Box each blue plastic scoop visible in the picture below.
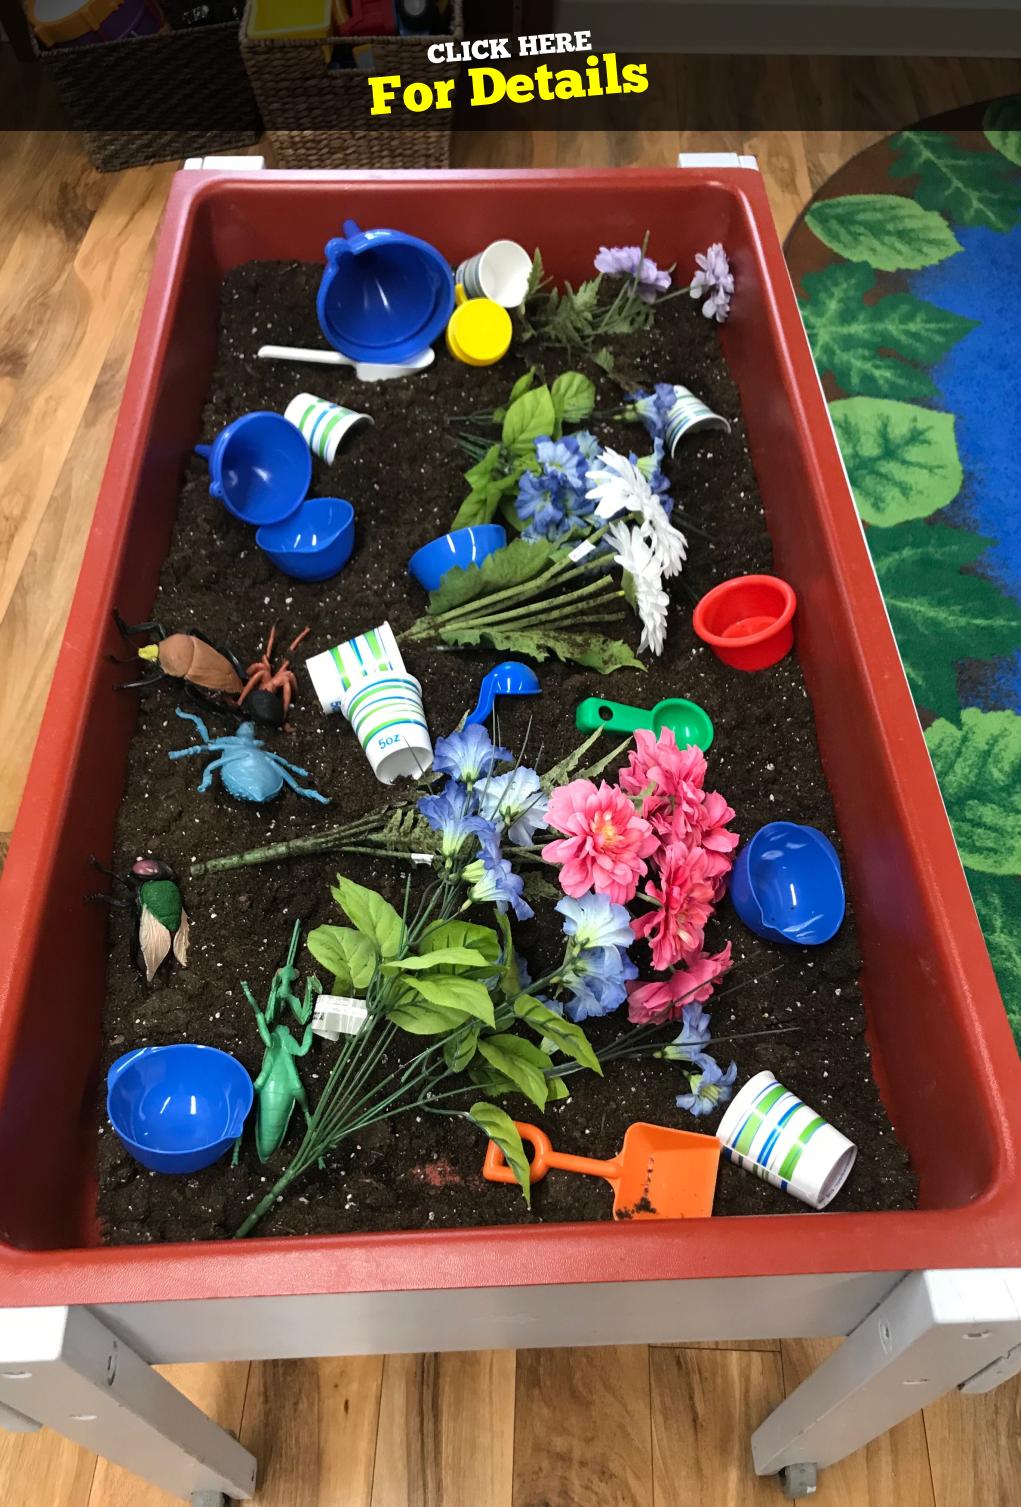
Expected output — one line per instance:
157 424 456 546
465 661 541 727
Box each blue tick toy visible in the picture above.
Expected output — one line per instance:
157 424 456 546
169 708 329 805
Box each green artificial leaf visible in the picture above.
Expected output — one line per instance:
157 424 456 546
331 875 404 958
420 920 500 965
545 1075 571 1102
388 1001 470 1035
867 523 1021 720
522 871 563 905
539 728 603 790
406 973 496 1027
829 398 962 526
799 263 977 400
890 130 1021 233
571 276 603 315
469 1102 532 1206
477 1034 552 1109
984 97 1021 167
513 994 603 1074
429 536 554 615
493 911 525 1002
465 444 503 490
593 346 614 373
507 370 537 406
305 925 377 992
443 1026 480 1072
578 735 634 784
452 488 500 530
469 1062 523 1099
525 247 547 300
502 387 557 455
383 947 493 973
966 871 1021 1045
551 371 597 424
805 195 963 270
925 708 1021 875
441 622 644 675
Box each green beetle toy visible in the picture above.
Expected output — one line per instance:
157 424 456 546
241 918 322 1163
88 857 190 984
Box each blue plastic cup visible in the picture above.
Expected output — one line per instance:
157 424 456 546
107 1045 254 1175
256 496 356 583
316 220 455 366
409 525 507 593
196 412 312 526
730 821 846 946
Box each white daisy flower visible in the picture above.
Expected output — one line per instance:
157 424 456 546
608 521 670 657
588 449 688 580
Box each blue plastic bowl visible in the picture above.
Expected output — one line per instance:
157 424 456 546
196 411 312 526
107 1045 254 1175
256 496 356 583
409 524 507 593
317 220 455 366
730 821 846 946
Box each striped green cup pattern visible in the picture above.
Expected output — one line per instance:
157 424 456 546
664 384 731 457
716 1071 856 1209
284 392 371 465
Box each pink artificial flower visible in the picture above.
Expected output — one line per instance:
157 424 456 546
631 839 716 971
619 728 707 801
696 789 740 897
626 942 734 1025
544 779 658 905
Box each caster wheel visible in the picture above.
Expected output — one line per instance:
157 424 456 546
780 1463 818 1499
190 1494 231 1507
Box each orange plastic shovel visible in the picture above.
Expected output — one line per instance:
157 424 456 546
483 1120 721 1220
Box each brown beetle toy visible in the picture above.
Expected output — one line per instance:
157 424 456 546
237 624 311 731
112 611 245 714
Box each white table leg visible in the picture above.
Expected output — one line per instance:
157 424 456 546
752 1269 1021 1494
0 1307 257 1503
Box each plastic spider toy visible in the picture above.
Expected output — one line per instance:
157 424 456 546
168 708 329 804
237 624 311 730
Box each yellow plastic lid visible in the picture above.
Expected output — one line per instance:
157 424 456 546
446 294 512 368
29 0 125 46
249 0 333 39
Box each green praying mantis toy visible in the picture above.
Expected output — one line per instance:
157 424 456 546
240 917 322 1163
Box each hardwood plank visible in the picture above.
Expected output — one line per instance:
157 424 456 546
372 1350 515 1507
781 1340 935 1507
0 1427 95 1507
316 1357 385 1507
925 1373 1021 1507
239 1360 320 1507
0 161 174 628
512 1346 652 1507
87 1362 249 1507
651 1346 784 1507
665 1340 781 1352
0 231 158 832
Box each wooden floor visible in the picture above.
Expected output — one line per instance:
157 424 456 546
3 48 1021 1507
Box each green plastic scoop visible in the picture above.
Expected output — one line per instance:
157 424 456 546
575 696 715 751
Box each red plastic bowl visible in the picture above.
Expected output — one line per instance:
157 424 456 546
693 574 797 671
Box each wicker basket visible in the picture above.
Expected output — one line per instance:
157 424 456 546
34 22 262 173
240 0 463 169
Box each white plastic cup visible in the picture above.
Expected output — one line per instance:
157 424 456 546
716 1070 857 1210
285 392 373 464
455 240 532 309
664 384 731 456
305 623 433 785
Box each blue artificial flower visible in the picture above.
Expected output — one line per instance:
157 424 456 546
417 782 496 858
657 1002 713 1063
536 437 587 491
517 471 570 543
676 1053 737 1118
572 430 602 463
629 384 682 445
464 825 534 922
478 767 549 847
432 725 509 789
557 892 634 952
562 944 637 1023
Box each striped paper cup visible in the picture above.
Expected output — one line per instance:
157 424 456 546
664 384 732 457
305 624 433 784
455 240 532 309
716 1071 857 1210
285 393 373 465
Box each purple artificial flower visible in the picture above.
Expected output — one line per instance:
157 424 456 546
629 384 683 445
595 245 673 303
690 243 734 323
561 944 638 1023
432 725 509 789
676 1052 737 1117
465 825 534 922
417 781 497 858
656 1002 713 1062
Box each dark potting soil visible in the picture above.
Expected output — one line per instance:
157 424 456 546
95 262 917 1245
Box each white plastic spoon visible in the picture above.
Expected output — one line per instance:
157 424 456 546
257 344 435 382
